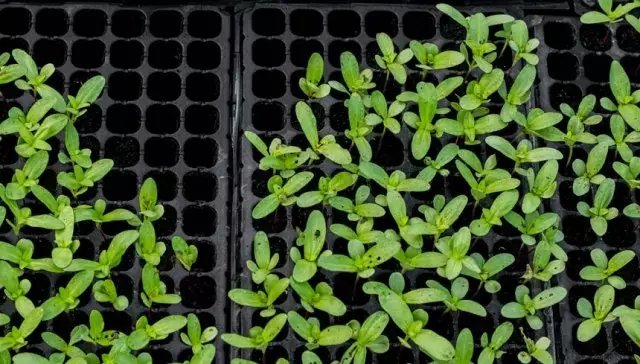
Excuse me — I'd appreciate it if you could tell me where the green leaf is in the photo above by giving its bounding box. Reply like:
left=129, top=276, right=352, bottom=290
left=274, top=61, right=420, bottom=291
left=412, top=329, right=456, bottom=361
left=533, top=286, right=567, bottom=309
left=610, top=60, right=631, bottom=104
left=295, top=101, right=319, bottom=148
left=306, top=53, right=324, bottom=84
left=76, top=76, right=105, bottom=105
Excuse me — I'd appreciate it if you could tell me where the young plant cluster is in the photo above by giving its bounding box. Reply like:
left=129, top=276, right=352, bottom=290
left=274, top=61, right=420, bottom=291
left=580, top=0, right=640, bottom=33
left=233, top=3, right=640, bottom=364
left=0, top=51, right=215, bottom=363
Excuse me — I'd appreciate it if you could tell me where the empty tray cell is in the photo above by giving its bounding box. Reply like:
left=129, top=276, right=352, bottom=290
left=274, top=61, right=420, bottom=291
left=584, top=53, right=612, bottom=82
left=0, top=38, right=28, bottom=55
left=105, top=136, right=140, bottom=167
left=110, top=40, right=144, bottom=69
left=440, top=12, right=466, bottom=40
left=290, top=9, right=323, bottom=37
left=252, top=38, right=286, bottom=67
left=35, top=8, right=68, bottom=36
left=0, top=135, right=18, bottom=165
left=103, top=170, right=138, bottom=201
left=580, top=23, right=612, bottom=51
left=149, top=40, right=183, bottom=69
left=146, top=104, right=181, bottom=135
left=184, top=137, right=217, bottom=168
left=183, top=171, right=217, bottom=202
left=403, top=11, right=436, bottom=40
left=252, top=101, right=284, bottom=131
left=290, top=39, right=323, bottom=67
left=150, top=10, right=183, bottom=38
left=188, top=10, right=221, bottom=39
left=185, top=104, right=218, bottom=135
left=328, top=40, right=361, bottom=68
left=0, top=8, right=31, bottom=35
left=106, top=104, right=141, bottom=134
left=182, top=205, right=217, bottom=236
left=33, top=39, right=67, bottom=67
left=617, top=25, right=640, bottom=53
left=180, top=276, right=216, bottom=308
left=76, top=104, right=102, bottom=134
left=70, top=70, right=101, bottom=95
left=72, top=39, right=106, bottom=69
left=549, top=82, right=582, bottom=110
left=144, top=137, right=180, bottom=167
left=328, top=10, right=360, bottom=38
left=190, top=241, right=215, bottom=272
left=365, top=11, right=398, bottom=37
left=186, top=72, right=220, bottom=102
left=187, top=41, right=220, bottom=70
left=252, top=8, right=285, bottom=36
left=621, top=55, right=640, bottom=83
left=543, top=21, right=576, bottom=50
left=547, top=52, right=579, bottom=81
left=148, top=72, right=182, bottom=101
left=73, top=9, right=107, bottom=37
left=111, top=9, right=146, bottom=38
left=144, top=170, right=179, bottom=202
left=108, top=71, right=143, bottom=101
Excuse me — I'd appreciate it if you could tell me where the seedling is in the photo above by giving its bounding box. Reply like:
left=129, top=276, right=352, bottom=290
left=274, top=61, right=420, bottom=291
left=251, top=172, right=313, bottom=219
left=579, top=248, right=635, bottom=289
left=601, top=61, right=640, bottom=131
left=501, top=285, right=567, bottom=329
left=416, top=143, right=459, bottom=185
left=580, top=0, right=640, bottom=24
left=437, top=109, right=508, bottom=145
left=613, top=156, right=640, bottom=190
left=524, top=244, right=566, bottom=283
left=244, top=131, right=309, bottom=178
left=577, top=178, right=619, bottom=236
left=486, top=136, right=563, bottom=174
left=599, top=114, right=640, bottom=163
left=470, top=190, right=520, bottom=236
left=74, top=199, right=140, bottom=226
left=498, top=64, right=536, bottom=122
left=478, top=322, right=514, bottom=364
left=409, top=41, right=465, bottom=75
left=329, top=218, right=385, bottom=246
left=456, top=151, right=521, bottom=204
left=246, top=231, right=280, bottom=285
left=419, top=194, right=467, bottom=240
left=427, top=278, right=488, bottom=316
left=518, top=329, right=553, bottom=364
left=359, top=162, right=429, bottom=192
left=42, top=270, right=94, bottom=320
left=228, top=274, right=289, bottom=318
left=505, top=211, right=560, bottom=248
left=521, top=161, right=559, bottom=213
left=402, top=82, right=442, bottom=160
left=140, top=263, right=181, bottom=308
left=181, top=313, right=218, bottom=355
left=298, top=52, right=330, bottom=100
left=296, top=101, right=352, bottom=165
left=338, top=312, right=390, bottom=363
left=366, top=90, right=404, bottom=136
left=172, top=236, right=198, bottom=271
left=513, top=108, right=564, bottom=141
left=290, top=280, right=346, bottom=316
left=290, top=210, right=329, bottom=282
left=222, top=314, right=287, bottom=352
left=462, top=253, right=515, bottom=293
left=508, top=20, right=540, bottom=66
left=136, top=220, right=166, bottom=266
left=317, top=239, right=400, bottom=278
left=42, top=325, right=88, bottom=361
left=576, top=284, right=616, bottom=342
left=329, top=185, right=386, bottom=222
left=374, top=32, right=413, bottom=84
left=138, top=177, right=165, bottom=223
left=459, top=70, right=505, bottom=111
left=345, top=93, right=374, bottom=162
left=434, top=227, right=482, bottom=279
left=0, top=307, right=43, bottom=352
left=363, top=272, right=448, bottom=305
left=127, top=315, right=188, bottom=350
left=328, top=52, right=375, bottom=98
left=57, top=159, right=113, bottom=198
left=572, top=142, right=608, bottom=196
left=287, top=311, right=352, bottom=350
left=92, top=279, right=128, bottom=311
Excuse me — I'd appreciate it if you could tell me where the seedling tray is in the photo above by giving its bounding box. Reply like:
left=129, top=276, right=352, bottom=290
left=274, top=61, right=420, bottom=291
left=0, top=4, right=231, bottom=363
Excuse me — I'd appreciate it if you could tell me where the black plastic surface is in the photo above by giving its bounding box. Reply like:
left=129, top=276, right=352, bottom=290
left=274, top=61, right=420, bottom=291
left=0, top=4, right=231, bottom=363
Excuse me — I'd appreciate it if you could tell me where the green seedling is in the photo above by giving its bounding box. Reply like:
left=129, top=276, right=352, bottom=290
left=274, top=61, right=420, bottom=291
left=614, top=156, right=640, bottom=190
left=601, top=61, right=640, bottom=131
left=437, top=109, right=508, bottom=144
left=290, top=280, right=346, bottom=316
left=572, top=142, right=608, bottom=196
left=296, top=101, right=352, bottom=165
left=580, top=0, right=640, bottom=24
left=419, top=194, right=467, bottom=240
left=470, top=190, right=520, bottom=236
left=403, top=82, right=442, bottom=160
left=328, top=52, right=375, bottom=98
left=522, top=161, right=559, bottom=213
left=486, top=136, right=563, bottom=174
left=599, top=114, right=640, bottom=163
left=59, top=124, right=92, bottom=168
left=228, top=274, right=289, bottom=318
left=252, top=172, right=313, bottom=219
left=479, top=322, right=514, bottom=364
left=42, top=325, right=88, bottom=361
left=517, top=329, right=553, bottom=364
left=297, top=172, right=356, bottom=208
left=221, top=314, right=287, bottom=353
left=287, top=311, right=352, bottom=350
left=434, top=227, right=481, bottom=279
left=329, top=185, right=386, bottom=222
left=290, top=210, right=329, bottom=282
left=5, top=150, right=48, bottom=200
left=501, top=285, right=567, bottom=329
left=127, top=315, right=187, bottom=351
left=171, top=236, right=198, bottom=271
left=181, top=313, right=218, bottom=355
left=579, top=248, right=634, bottom=289
left=359, top=162, right=429, bottom=193
left=459, top=70, right=504, bottom=111
left=138, top=178, right=164, bottom=223
left=338, top=312, right=390, bottom=364
left=498, top=64, right=536, bottom=122
left=462, top=253, right=515, bottom=293
left=298, top=53, right=330, bottom=100
left=329, top=218, right=385, bottom=246
left=508, top=20, right=540, bottom=66
left=0, top=260, right=35, bottom=317
left=416, top=143, right=459, bottom=185
left=409, top=41, right=465, bottom=75
left=42, top=270, right=94, bottom=320
left=577, top=178, right=619, bottom=236
left=524, top=244, right=566, bottom=283
left=244, top=131, right=309, bottom=178
left=92, top=279, right=128, bottom=311
left=576, top=284, right=616, bottom=342
left=345, top=93, right=374, bottom=162
left=74, top=199, right=140, bottom=226
left=374, top=32, right=413, bottom=84
left=141, top=263, right=180, bottom=308
left=57, top=159, right=113, bottom=198
left=455, top=151, right=521, bottom=204
left=363, top=272, right=448, bottom=305
left=246, top=231, right=280, bottom=285
left=0, top=184, right=65, bottom=234
left=427, top=278, right=488, bottom=316
left=0, top=307, right=43, bottom=352
left=512, top=108, right=564, bottom=141
left=505, top=211, right=560, bottom=248
left=366, top=90, right=405, bottom=136
left=318, top=239, right=400, bottom=278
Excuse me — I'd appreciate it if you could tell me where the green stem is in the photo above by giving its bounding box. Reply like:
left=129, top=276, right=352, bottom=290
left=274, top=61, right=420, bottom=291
left=383, top=70, right=390, bottom=93
left=375, top=128, right=387, bottom=158
left=565, top=146, right=574, bottom=168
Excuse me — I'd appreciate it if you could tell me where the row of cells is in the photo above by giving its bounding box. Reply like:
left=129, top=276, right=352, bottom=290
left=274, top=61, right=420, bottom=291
left=0, top=7, right=222, bottom=39
left=28, top=38, right=221, bottom=70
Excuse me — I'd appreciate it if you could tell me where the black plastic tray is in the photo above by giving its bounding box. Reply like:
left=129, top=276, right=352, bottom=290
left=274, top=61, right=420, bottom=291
left=0, top=4, right=232, bottom=363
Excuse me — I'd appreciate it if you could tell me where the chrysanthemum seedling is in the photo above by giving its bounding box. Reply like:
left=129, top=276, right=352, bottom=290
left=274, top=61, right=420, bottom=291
left=517, top=329, right=553, bottom=364
left=290, top=280, right=346, bottom=316
left=433, top=227, right=482, bottom=279
left=374, top=32, right=413, bottom=85
left=287, top=311, right=352, bottom=350
left=613, top=156, right=640, bottom=190
left=329, top=185, right=386, bottom=222
left=140, top=263, right=181, bottom=308
left=601, top=61, right=640, bottom=131
left=402, top=82, right=443, bottom=160
left=505, top=210, right=561, bottom=248
left=244, top=131, right=310, bottom=178
left=478, top=321, right=514, bottom=364
left=317, top=239, right=400, bottom=278
left=251, top=172, right=313, bottom=219
left=577, top=178, right=619, bottom=236
left=458, top=69, right=505, bottom=111
left=498, top=64, right=536, bottom=122
left=0, top=307, right=43, bottom=352
left=579, top=248, right=634, bottom=289
left=409, top=41, right=465, bottom=76
left=427, top=277, right=488, bottom=316
left=246, top=231, right=280, bottom=285
left=521, top=161, right=559, bottom=214
left=366, top=90, right=405, bottom=136
left=456, top=150, right=521, bottom=204
left=501, top=285, right=567, bottom=329
left=171, top=236, right=198, bottom=271
left=599, top=114, right=640, bottom=163
left=42, top=270, right=94, bottom=320
left=524, top=244, right=566, bottom=283
left=580, top=0, right=640, bottom=24
left=92, top=278, right=128, bottom=311
left=512, top=108, right=564, bottom=141
left=127, top=315, right=187, bottom=351
left=329, top=218, right=385, bottom=246
left=298, top=52, right=330, bottom=100
left=328, top=52, right=375, bottom=98
left=470, top=190, right=520, bottom=237
left=74, top=199, right=140, bottom=226
left=416, top=143, right=459, bottom=185
left=507, top=20, right=540, bottom=66
left=290, top=210, right=329, bottom=283
left=136, top=220, right=166, bottom=266
left=181, top=313, right=218, bottom=356
left=345, top=93, right=374, bottom=162
left=41, top=324, right=88, bottom=361
left=359, top=162, right=429, bottom=193
left=462, top=252, right=515, bottom=293
left=572, top=142, right=609, bottom=196
left=339, top=312, right=390, bottom=363
left=576, top=284, right=616, bottom=342
left=296, top=101, right=352, bottom=165
left=228, top=274, right=289, bottom=318
left=486, top=136, right=563, bottom=174
left=363, top=272, right=448, bottom=305
left=437, top=108, right=508, bottom=145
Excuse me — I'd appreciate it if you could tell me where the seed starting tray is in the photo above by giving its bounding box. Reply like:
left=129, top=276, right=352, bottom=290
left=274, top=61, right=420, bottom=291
left=0, top=1, right=639, bottom=363
left=0, top=4, right=231, bottom=363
